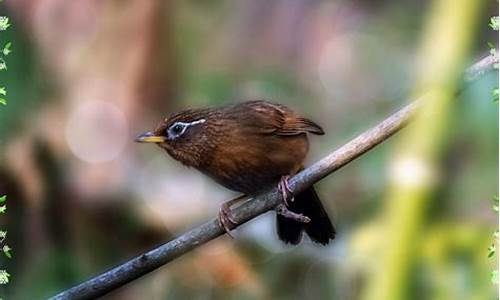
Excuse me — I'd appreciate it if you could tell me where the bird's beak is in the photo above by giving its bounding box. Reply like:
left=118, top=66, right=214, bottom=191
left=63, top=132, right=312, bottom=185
left=135, top=131, right=166, bottom=143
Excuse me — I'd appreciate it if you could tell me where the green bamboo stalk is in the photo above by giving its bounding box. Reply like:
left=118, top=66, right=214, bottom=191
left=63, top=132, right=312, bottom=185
left=361, top=1, right=485, bottom=299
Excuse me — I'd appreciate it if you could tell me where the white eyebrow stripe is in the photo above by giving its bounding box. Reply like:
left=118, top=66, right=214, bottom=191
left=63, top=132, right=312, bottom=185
left=168, top=118, right=206, bottom=139
left=187, top=119, right=206, bottom=126
left=173, top=118, right=206, bottom=128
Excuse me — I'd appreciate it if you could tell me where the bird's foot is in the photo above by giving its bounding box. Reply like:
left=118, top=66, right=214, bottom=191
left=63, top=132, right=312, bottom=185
left=218, top=203, right=237, bottom=238
left=216, top=194, right=247, bottom=237
left=275, top=204, right=310, bottom=223
left=278, top=175, right=294, bottom=206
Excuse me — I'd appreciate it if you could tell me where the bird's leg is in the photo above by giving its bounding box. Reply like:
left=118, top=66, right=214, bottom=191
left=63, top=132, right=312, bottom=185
left=217, top=194, right=248, bottom=237
left=275, top=204, right=310, bottom=223
left=276, top=175, right=310, bottom=223
left=278, top=175, right=294, bottom=206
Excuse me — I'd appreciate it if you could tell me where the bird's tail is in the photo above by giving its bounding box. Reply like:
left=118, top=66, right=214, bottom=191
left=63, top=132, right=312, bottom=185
left=276, top=185, right=335, bottom=245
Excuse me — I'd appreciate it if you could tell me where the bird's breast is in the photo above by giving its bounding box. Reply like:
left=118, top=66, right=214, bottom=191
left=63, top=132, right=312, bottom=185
left=200, top=134, right=309, bottom=194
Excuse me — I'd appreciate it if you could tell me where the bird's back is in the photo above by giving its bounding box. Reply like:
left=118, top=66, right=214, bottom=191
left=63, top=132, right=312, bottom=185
left=200, top=100, right=323, bottom=194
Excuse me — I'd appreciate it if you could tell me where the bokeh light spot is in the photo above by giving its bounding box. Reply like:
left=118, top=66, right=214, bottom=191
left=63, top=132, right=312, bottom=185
left=389, top=155, right=436, bottom=188
left=65, top=100, right=128, bottom=163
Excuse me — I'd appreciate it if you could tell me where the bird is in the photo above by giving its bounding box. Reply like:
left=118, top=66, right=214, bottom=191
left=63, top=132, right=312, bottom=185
left=135, top=100, right=335, bottom=245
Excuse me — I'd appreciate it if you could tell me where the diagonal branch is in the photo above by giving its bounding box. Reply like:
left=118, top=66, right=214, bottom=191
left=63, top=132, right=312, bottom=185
left=50, top=55, right=497, bottom=300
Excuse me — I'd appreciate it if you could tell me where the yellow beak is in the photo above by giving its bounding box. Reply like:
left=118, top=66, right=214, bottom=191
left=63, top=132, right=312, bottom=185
left=135, top=131, right=166, bottom=143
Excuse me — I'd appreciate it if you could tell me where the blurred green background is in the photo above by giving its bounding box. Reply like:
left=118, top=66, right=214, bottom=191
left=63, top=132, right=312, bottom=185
left=0, top=0, right=497, bottom=299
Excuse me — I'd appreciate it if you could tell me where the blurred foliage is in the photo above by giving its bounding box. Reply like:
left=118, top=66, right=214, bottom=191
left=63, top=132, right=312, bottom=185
left=362, top=1, right=486, bottom=299
left=0, top=0, right=497, bottom=299
left=0, top=5, right=12, bottom=298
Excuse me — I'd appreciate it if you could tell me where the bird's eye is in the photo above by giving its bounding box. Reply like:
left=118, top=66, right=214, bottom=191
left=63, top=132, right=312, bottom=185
left=172, top=124, right=183, bottom=134
left=167, top=122, right=187, bottom=139
left=166, top=119, right=205, bottom=140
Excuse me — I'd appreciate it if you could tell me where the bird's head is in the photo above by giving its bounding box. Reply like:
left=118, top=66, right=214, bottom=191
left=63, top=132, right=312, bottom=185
left=135, top=108, right=215, bottom=167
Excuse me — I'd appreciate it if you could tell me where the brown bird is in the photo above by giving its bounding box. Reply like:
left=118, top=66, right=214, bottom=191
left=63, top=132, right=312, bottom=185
left=135, top=100, right=335, bottom=245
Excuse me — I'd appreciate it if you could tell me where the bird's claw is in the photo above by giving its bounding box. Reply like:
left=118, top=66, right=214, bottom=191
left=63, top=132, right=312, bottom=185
left=275, top=204, right=310, bottom=223
left=218, top=203, right=237, bottom=238
left=278, top=175, right=294, bottom=206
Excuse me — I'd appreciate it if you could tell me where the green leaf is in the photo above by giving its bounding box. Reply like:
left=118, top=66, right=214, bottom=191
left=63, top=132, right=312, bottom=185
left=490, top=16, right=500, bottom=31
left=0, top=205, right=7, bottom=214
left=2, top=42, right=11, bottom=56
left=0, top=270, right=10, bottom=285
left=488, top=244, right=496, bottom=257
left=492, top=270, right=499, bottom=284
left=0, top=57, right=7, bottom=71
left=0, top=195, right=5, bottom=203
left=0, top=98, right=6, bottom=105
left=0, top=17, right=9, bottom=31
left=0, top=231, right=7, bottom=240
left=490, top=47, right=498, bottom=57
left=0, top=87, right=6, bottom=96
left=3, top=245, right=11, bottom=259
left=493, top=89, right=499, bottom=103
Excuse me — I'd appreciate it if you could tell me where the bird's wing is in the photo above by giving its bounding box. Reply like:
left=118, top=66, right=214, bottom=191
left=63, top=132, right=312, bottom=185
left=237, top=100, right=324, bottom=136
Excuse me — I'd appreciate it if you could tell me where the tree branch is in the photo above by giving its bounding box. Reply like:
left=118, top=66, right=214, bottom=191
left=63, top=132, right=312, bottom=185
left=50, top=54, right=497, bottom=300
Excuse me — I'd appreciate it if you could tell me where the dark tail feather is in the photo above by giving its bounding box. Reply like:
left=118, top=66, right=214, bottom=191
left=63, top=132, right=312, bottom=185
left=276, top=212, right=304, bottom=245
left=276, top=186, right=335, bottom=245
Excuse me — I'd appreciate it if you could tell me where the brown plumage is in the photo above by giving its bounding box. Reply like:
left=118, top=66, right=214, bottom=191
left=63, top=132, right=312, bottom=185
left=136, top=100, right=335, bottom=245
